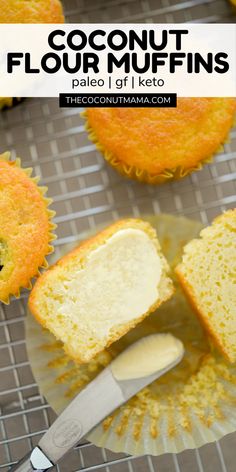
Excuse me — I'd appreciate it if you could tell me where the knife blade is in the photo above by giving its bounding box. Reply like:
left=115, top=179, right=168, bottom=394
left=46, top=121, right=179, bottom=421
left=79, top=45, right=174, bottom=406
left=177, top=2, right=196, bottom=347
left=10, top=334, right=184, bottom=472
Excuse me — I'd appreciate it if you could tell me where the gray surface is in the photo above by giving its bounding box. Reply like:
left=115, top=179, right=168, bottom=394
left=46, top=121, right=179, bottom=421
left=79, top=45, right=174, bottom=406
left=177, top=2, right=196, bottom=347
left=0, top=0, right=236, bottom=471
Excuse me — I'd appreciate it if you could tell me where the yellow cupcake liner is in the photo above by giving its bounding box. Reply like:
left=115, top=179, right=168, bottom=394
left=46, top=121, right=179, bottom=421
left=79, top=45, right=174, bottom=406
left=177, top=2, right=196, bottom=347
left=0, top=98, right=22, bottom=110
left=25, top=213, right=236, bottom=456
left=0, top=98, right=13, bottom=109
left=83, top=110, right=235, bottom=185
left=0, top=151, right=57, bottom=304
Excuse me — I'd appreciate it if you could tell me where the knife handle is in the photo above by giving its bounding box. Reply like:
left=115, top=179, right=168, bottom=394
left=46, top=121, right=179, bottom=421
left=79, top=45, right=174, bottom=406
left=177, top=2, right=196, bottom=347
left=10, top=447, right=54, bottom=472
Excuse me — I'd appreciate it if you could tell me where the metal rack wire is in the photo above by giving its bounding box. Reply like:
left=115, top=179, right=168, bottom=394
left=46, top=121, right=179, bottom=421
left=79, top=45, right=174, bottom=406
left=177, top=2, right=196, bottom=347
left=0, top=0, right=236, bottom=471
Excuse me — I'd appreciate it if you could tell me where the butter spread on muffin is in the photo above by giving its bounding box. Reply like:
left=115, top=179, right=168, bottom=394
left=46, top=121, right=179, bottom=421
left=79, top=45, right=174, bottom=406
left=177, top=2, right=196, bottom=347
left=85, top=98, right=236, bottom=184
left=29, top=219, right=174, bottom=363
left=176, top=209, right=236, bottom=363
left=0, top=152, right=56, bottom=304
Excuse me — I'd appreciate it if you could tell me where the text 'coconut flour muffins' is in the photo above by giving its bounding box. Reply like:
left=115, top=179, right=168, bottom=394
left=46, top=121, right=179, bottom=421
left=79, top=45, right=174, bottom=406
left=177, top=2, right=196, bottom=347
left=176, top=208, right=236, bottom=363
left=85, top=98, right=236, bottom=184
left=29, top=218, right=174, bottom=363
left=0, top=0, right=64, bottom=110
left=0, top=152, right=56, bottom=304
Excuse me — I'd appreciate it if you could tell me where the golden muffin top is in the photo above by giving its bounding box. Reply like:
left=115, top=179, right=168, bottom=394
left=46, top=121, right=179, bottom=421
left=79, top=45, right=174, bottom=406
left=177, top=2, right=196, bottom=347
left=0, top=0, right=64, bottom=23
left=0, top=98, right=14, bottom=110
left=0, top=153, right=54, bottom=303
left=86, top=98, right=236, bottom=176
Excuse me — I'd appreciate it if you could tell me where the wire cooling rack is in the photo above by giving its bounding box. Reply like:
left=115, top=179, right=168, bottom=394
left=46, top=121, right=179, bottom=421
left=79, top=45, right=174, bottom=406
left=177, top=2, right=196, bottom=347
left=0, top=0, right=236, bottom=471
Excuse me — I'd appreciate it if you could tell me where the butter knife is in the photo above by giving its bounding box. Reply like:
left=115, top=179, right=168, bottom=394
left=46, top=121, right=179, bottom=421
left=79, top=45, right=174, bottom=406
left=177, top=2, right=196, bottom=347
left=10, top=333, right=184, bottom=472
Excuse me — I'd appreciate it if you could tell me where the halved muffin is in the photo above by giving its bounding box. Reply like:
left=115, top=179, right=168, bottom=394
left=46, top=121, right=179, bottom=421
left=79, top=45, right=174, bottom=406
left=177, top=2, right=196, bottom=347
left=29, top=219, right=174, bottom=363
left=176, top=209, right=236, bottom=362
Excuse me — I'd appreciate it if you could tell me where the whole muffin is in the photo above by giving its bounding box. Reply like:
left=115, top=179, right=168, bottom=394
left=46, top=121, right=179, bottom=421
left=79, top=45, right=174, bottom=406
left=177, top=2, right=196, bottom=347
left=0, top=0, right=64, bottom=110
left=0, top=152, right=56, bottom=304
left=0, top=0, right=64, bottom=23
left=85, top=98, right=236, bottom=184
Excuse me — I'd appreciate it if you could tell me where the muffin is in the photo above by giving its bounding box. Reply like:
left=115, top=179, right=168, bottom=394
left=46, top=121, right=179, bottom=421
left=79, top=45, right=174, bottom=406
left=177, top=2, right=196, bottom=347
left=0, top=152, right=56, bottom=304
left=176, top=209, right=236, bottom=362
left=29, top=219, right=174, bottom=363
left=27, top=214, right=236, bottom=456
left=85, top=98, right=236, bottom=184
left=0, top=0, right=64, bottom=23
left=0, top=0, right=64, bottom=109
left=0, top=98, right=15, bottom=110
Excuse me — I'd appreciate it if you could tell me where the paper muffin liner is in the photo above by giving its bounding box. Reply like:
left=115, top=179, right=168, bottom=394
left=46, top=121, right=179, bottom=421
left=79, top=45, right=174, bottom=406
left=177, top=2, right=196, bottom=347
left=0, top=152, right=56, bottom=304
left=26, top=214, right=236, bottom=456
left=83, top=109, right=236, bottom=185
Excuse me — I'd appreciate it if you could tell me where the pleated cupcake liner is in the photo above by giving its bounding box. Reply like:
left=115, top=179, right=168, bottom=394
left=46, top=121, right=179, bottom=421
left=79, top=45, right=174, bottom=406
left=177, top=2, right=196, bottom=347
left=0, top=98, right=22, bottom=110
left=25, top=213, right=236, bottom=455
left=82, top=108, right=236, bottom=185
left=0, top=151, right=56, bottom=304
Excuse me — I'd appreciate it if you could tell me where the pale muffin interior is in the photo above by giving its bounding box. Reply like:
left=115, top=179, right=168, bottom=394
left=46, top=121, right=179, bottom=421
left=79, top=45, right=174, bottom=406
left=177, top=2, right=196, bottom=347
left=30, top=225, right=173, bottom=362
left=176, top=210, right=236, bottom=362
